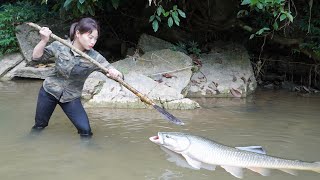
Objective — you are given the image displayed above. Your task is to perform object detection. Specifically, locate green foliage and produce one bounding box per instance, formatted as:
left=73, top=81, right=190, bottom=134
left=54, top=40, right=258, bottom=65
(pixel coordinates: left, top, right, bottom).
left=239, top=0, right=295, bottom=39
left=46, top=0, right=121, bottom=18
left=172, top=41, right=201, bottom=57
left=0, top=1, right=49, bottom=57
left=149, top=4, right=186, bottom=32
left=297, top=3, right=320, bottom=57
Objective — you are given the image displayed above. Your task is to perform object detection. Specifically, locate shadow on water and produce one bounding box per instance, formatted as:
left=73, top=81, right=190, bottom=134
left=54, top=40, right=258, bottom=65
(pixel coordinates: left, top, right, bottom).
left=1, top=80, right=320, bottom=180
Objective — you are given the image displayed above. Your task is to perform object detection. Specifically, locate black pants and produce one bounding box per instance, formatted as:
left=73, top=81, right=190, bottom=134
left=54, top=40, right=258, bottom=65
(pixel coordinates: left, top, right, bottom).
left=33, top=86, right=92, bottom=137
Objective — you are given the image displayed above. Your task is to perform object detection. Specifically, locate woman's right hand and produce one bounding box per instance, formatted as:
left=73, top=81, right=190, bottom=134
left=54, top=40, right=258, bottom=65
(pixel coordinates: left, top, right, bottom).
left=39, top=27, right=52, bottom=43
left=32, top=27, right=52, bottom=59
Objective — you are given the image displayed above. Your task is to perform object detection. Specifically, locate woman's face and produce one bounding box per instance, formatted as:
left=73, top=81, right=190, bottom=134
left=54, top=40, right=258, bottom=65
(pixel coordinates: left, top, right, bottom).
left=76, top=29, right=98, bottom=51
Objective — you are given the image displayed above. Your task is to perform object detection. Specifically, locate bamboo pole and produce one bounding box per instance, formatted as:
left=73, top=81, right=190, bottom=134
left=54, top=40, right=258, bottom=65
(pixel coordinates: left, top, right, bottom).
left=26, top=22, right=184, bottom=125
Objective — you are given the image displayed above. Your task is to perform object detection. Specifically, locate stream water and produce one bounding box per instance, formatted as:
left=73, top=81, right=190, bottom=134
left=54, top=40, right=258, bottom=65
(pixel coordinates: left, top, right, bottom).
left=0, top=80, right=319, bottom=180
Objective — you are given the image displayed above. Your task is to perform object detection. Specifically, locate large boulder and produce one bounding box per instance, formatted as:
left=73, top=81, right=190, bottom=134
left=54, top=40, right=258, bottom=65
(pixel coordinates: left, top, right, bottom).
left=15, top=22, right=67, bottom=63
left=187, top=42, right=257, bottom=97
left=15, top=23, right=42, bottom=63
left=83, top=49, right=199, bottom=109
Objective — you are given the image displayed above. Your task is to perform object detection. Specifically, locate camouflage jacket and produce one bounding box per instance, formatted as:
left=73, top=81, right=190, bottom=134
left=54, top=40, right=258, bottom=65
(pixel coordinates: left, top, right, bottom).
left=32, top=40, right=113, bottom=103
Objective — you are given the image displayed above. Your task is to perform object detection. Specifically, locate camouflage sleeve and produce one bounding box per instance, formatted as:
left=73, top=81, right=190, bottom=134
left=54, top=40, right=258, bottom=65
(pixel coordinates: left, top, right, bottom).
left=28, top=41, right=58, bottom=66
left=94, top=53, right=115, bottom=73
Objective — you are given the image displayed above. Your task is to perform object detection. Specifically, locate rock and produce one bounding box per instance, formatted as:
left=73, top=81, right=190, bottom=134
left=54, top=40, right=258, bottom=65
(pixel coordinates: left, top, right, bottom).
left=15, top=23, right=43, bottom=63
left=83, top=72, right=199, bottom=110
left=0, top=54, right=55, bottom=80
left=11, top=66, right=56, bottom=79
left=15, top=22, right=67, bottom=63
left=138, top=34, right=175, bottom=53
left=0, top=53, right=24, bottom=79
left=187, top=42, right=257, bottom=97
left=1, top=61, right=27, bottom=81
left=83, top=48, right=198, bottom=109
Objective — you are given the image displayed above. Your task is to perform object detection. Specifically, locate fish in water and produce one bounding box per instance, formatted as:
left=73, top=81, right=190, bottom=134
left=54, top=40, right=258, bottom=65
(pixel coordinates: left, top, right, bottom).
left=149, top=132, right=320, bottom=179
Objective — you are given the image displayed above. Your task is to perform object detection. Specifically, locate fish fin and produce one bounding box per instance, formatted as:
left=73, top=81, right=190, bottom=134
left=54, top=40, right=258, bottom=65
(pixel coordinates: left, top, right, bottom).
left=160, top=147, right=197, bottom=170
left=201, top=163, right=216, bottom=171
left=221, top=165, right=244, bottom=179
left=181, top=154, right=202, bottom=170
left=279, top=169, right=298, bottom=176
left=247, top=167, right=271, bottom=176
left=161, top=147, right=216, bottom=171
left=235, top=146, right=266, bottom=154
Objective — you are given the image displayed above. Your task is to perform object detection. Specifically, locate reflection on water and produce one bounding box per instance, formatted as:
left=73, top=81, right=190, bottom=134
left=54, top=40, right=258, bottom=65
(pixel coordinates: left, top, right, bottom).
left=0, top=80, right=320, bottom=180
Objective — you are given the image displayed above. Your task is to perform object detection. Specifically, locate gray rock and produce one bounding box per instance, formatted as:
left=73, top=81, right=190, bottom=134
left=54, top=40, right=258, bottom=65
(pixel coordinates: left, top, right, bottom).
left=83, top=48, right=198, bottom=109
left=0, top=53, right=24, bottom=79
left=84, top=72, right=199, bottom=110
left=12, top=66, right=56, bottom=79
left=0, top=54, right=55, bottom=80
left=187, top=42, right=257, bottom=97
left=15, top=23, right=43, bottom=63
left=138, top=34, right=175, bottom=53
left=1, top=60, right=26, bottom=81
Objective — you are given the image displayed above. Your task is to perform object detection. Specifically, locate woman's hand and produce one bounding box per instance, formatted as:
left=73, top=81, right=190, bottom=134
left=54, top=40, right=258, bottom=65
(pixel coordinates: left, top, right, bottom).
left=39, top=27, right=52, bottom=43
left=32, top=27, right=52, bottom=59
left=107, top=68, right=123, bottom=79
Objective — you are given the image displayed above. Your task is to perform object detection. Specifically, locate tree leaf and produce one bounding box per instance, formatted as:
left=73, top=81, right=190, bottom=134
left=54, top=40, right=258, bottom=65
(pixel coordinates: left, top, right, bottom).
left=163, top=11, right=170, bottom=17
left=230, top=88, right=242, bottom=98
left=257, top=3, right=263, bottom=10
left=156, top=15, right=161, bottom=22
left=286, top=13, right=294, bottom=22
left=152, top=20, right=159, bottom=32
left=157, top=6, right=163, bottom=16
left=280, top=14, right=286, bottom=21
left=172, top=11, right=178, bottom=19
left=111, top=0, right=119, bottom=9
left=63, top=0, right=73, bottom=8
left=78, top=0, right=85, bottom=4
left=173, top=5, right=177, bottom=11
left=249, top=34, right=255, bottom=39
left=168, top=17, right=173, bottom=27
left=149, top=15, right=155, bottom=22
left=172, top=13, right=180, bottom=26
left=241, top=0, right=251, bottom=5
left=88, top=5, right=95, bottom=16
left=273, top=11, right=278, bottom=17
left=273, top=22, right=279, bottom=30
left=177, top=9, right=186, bottom=18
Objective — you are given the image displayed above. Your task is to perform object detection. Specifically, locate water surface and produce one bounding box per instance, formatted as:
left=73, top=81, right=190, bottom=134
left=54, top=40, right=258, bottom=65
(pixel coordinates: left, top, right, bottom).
left=0, top=80, right=319, bottom=180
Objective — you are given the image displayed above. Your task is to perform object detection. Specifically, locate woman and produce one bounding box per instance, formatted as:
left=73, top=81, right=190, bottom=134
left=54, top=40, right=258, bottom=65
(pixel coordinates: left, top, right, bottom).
left=31, top=17, right=122, bottom=137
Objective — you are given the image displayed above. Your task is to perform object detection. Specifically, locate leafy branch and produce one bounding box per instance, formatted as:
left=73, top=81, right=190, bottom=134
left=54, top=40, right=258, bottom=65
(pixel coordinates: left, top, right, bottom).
left=148, top=3, right=186, bottom=32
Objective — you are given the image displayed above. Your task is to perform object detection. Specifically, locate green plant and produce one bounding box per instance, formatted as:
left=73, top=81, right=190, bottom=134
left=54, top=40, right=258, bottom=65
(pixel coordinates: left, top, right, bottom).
left=46, top=0, right=121, bottom=18
left=0, top=1, right=49, bottom=57
left=239, top=0, right=295, bottom=39
left=297, top=3, right=320, bottom=57
left=172, top=41, right=201, bottom=57
left=149, top=3, right=186, bottom=32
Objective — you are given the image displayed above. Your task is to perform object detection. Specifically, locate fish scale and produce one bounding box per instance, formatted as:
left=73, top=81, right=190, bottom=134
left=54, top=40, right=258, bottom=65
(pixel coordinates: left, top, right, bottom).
left=150, top=132, right=320, bottom=178
left=187, top=134, right=317, bottom=169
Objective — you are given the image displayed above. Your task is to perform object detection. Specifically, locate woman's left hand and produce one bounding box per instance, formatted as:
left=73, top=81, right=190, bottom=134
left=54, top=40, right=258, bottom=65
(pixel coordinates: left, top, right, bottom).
left=107, top=68, right=123, bottom=79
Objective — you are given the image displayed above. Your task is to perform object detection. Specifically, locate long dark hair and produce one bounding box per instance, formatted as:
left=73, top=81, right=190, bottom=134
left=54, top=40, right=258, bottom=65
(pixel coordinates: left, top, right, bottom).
left=69, top=17, right=100, bottom=41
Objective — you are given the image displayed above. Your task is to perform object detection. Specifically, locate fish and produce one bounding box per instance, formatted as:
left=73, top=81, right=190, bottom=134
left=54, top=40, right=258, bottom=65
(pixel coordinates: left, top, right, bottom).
left=149, top=132, right=320, bottom=179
